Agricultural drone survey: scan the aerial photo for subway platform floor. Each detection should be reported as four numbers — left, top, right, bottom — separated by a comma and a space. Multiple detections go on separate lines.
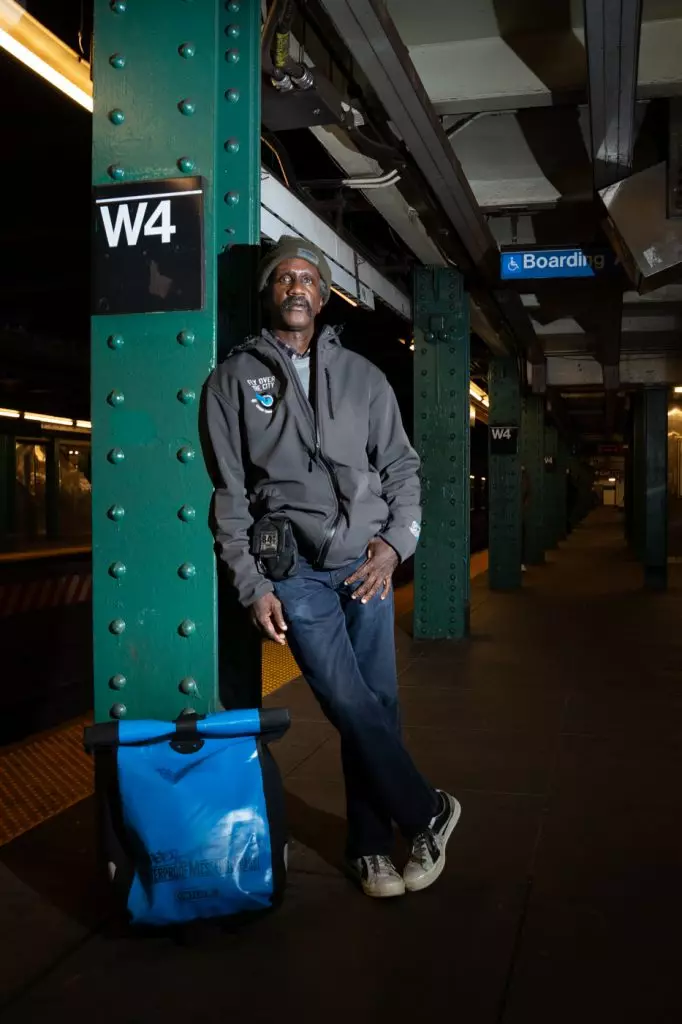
2, 507, 682, 1023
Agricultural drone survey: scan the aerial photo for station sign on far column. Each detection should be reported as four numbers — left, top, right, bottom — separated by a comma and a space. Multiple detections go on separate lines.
490, 426, 519, 455
500, 246, 617, 281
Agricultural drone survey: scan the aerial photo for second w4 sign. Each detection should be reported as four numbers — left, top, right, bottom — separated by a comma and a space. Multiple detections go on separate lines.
489, 425, 519, 455
92, 177, 205, 315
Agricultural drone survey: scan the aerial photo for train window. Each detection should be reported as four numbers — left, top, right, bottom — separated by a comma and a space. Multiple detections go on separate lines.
15, 443, 47, 539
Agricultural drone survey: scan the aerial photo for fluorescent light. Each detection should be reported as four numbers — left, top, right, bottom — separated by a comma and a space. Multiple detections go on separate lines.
331, 285, 358, 307
675, 386, 682, 394
0, 408, 91, 428
0, 24, 93, 112
608, 477, 616, 483
25, 412, 73, 426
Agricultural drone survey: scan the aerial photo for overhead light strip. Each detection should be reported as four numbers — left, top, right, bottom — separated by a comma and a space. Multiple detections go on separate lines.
331, 285, 358, 308
0, 1, 93, 112
0, 409, 91, 430
25, 412, 74, 426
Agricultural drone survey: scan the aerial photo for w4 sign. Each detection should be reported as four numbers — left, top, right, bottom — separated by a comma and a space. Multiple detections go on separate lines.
92, 177, 205, 315
99, 199, 177, 248
489, 425, 519, 455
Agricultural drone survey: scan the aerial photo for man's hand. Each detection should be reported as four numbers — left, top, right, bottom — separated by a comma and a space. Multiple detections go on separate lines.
344, 537, 399, 604
250, 593, 288, 645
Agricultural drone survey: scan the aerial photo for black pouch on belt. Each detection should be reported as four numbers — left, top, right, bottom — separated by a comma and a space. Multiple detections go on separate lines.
251, 515, 299, 582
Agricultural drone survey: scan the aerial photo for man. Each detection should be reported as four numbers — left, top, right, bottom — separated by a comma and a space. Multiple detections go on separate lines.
206, 236, 460, 899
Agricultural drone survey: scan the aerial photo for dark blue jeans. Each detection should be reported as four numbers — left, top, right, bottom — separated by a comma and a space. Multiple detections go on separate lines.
274, 556, 438, 858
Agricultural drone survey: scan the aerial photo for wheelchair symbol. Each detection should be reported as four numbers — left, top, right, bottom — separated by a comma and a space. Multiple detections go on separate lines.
506, 256, 520, 273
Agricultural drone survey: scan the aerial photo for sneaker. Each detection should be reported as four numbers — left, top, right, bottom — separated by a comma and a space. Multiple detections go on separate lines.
345, 855, 406, 898
521, 564, 527, 572
403, 791, 461, 893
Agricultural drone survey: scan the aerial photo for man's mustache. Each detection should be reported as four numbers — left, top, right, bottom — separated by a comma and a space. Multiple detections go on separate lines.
280, 296, 313, 316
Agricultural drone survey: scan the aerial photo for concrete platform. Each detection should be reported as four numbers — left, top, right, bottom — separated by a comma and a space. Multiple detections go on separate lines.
2, 508, 682, 1023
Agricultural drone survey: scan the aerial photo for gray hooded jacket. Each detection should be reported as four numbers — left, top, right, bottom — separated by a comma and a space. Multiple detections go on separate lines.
206, 326, 422, 608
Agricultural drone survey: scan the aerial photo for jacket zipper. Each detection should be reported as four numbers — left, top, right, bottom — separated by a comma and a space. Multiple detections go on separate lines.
264, 339, 342, 568
325, 368, 334, 420
313, 353, 342, 567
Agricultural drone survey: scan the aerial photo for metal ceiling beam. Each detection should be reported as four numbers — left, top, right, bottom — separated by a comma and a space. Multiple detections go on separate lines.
317, 0, 543, 361
667, 98, 682, 219
318, 0, 495, 276
584, 0, 642, 191
493, 289, 545, 367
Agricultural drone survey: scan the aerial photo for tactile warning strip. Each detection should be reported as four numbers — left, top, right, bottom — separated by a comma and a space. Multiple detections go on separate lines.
0, 715, 94, 847
0, 645, 302, 847
262, 640, 301, 696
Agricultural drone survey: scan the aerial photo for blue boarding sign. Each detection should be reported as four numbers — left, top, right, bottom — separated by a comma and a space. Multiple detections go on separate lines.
500, 247, 616, 280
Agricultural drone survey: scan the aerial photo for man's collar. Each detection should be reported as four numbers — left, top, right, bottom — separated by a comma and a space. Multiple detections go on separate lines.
262, 323, 344, 357
272, 335, 310, 360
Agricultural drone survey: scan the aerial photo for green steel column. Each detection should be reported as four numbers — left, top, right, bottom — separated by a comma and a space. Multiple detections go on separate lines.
580, 463, 593, 520
45, 439, 61, 541
568, 457, 579, 530
624, 407, 633, 544
633, 393, 646, 559
556, 438, 568, 542
543, 425, 559, 549
91, 0, 260, 722
413, 267, 470, 639
522, 395, 545, 565
643, 388, 668, 590
488, 357, 522, 590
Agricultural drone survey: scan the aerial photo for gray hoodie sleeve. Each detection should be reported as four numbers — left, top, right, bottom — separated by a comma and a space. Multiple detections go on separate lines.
367, 373, 422, 563
206, 386, 274, 608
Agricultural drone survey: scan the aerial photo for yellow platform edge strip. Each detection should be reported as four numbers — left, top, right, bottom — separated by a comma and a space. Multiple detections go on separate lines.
0, 560, 489, 847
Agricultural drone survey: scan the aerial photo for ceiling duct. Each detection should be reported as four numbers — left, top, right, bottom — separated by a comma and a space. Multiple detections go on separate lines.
600, 162, 682, 293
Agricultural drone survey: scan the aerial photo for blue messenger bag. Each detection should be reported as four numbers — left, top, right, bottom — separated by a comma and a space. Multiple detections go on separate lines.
84, 707, 290, 928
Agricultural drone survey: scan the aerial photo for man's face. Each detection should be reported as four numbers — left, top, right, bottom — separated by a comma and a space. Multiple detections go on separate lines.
268, 258, 324, 331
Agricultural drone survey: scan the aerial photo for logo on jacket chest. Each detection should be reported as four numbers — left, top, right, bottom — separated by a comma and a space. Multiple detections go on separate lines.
247, 375, 277, 415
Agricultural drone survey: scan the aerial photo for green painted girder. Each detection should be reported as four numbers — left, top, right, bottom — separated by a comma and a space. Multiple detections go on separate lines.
488, 357, 522, 591
413, 267, 470, 640
633, 393, 646, 559
522, 395, 545, 565
91, 0, 260, 722
556, 437, 568, 542
543, 425, 559, 550
643, 388, 668, 591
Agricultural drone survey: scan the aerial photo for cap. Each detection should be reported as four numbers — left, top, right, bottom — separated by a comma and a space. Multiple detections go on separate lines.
257, 235, 332, 301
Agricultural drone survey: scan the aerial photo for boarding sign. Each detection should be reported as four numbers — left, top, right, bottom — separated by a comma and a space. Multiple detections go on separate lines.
500, 247, 616, 281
